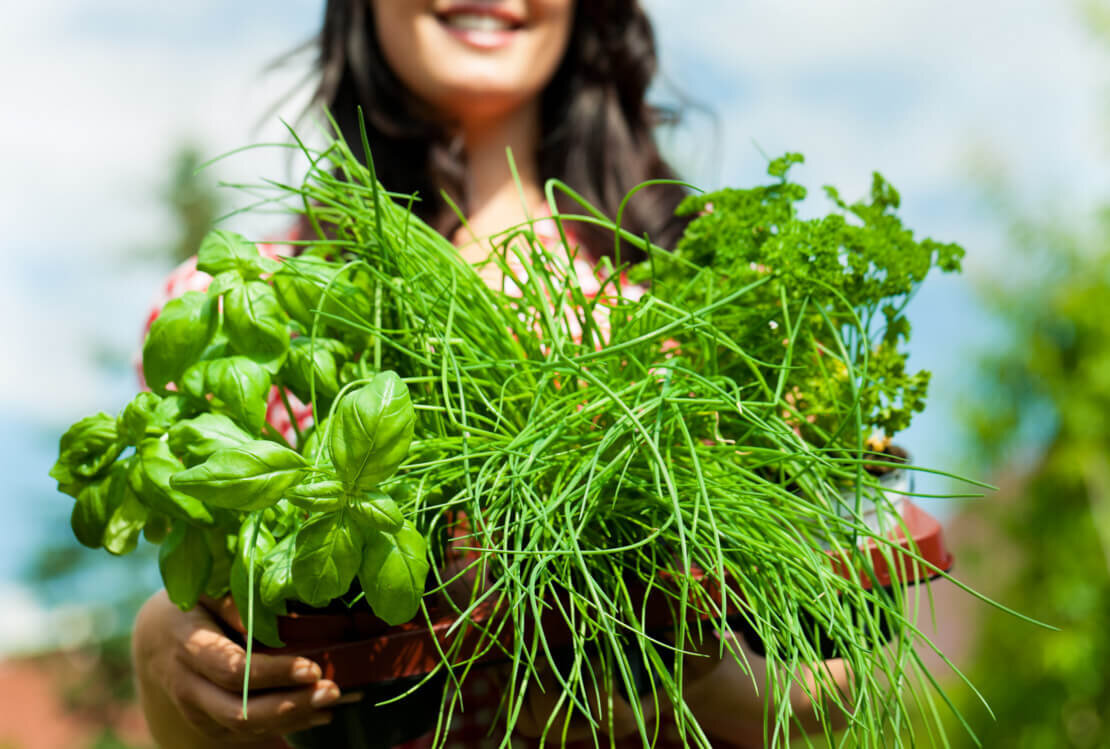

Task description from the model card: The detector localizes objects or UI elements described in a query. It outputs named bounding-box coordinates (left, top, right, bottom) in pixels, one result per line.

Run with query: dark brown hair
left=309, top=0, right=688, bottom=262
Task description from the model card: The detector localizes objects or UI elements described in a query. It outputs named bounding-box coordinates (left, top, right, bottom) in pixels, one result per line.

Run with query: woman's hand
left=132, top=590, right=358, bottom=748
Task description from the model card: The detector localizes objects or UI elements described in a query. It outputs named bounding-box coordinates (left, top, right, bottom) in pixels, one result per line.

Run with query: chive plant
left=51, top=122, right=1005, bottom=748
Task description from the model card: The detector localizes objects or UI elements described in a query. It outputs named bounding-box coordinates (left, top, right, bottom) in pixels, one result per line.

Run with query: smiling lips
left=436, top=5, right=525, bottom=49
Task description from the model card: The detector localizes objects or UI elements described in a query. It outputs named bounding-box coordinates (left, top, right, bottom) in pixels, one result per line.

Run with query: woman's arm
left=132, top=591, right=353, bottom=748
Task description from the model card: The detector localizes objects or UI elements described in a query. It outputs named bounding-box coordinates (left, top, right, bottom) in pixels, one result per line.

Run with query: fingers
left=173, top=667, right=345, bottom=739
left=172, top=598, right=322, bottom=693
left=198, top=593, right=243, bottom=631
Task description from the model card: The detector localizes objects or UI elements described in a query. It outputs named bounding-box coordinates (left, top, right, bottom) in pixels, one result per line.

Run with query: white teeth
left=442, top=13, right=513, bottom=32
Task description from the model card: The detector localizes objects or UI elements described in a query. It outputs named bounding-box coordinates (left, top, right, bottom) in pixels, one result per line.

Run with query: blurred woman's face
left=371, top=0, right=575, bottom=125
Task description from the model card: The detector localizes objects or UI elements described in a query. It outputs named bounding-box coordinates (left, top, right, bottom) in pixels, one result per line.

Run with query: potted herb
left=53, top=131, right=972, bottom=748
left=634, top=153, right=964, bottom=544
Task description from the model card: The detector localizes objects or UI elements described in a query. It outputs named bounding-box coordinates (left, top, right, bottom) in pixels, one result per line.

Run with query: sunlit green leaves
left=359, top=522, right=428, bottom=626
left=50, top=413, right=124, bottom=495
left=135, top=439, right=214, bottom=525
left=329, top=372, right=414, bottom=492
left=168, top=413, right=254, bottom=467
left=292, top=510, right=363, bottom=608
left=159, top=523, right=213, bottom=610
left=224, top=280, right=290, bottom=373
left=170, top=440, right=306, bottom=511
left=181, top=357, right=271, bottom=435
left=142, top=291, right=218, bottom=394
left=196, top=230, right=280, bottom=279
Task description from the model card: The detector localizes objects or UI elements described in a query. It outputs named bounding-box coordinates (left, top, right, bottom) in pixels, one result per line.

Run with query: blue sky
left=1, top=0, right=1105, bottom=653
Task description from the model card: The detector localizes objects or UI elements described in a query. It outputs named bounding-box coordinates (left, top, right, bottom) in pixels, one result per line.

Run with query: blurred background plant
left=928, top=181, right=1110, bottom=748
left=0, top=146, right=222, bottom=749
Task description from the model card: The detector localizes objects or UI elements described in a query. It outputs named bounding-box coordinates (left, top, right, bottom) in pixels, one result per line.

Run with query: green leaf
left=153, top=394, right=196, bottom=427
left=204, top=532, right=234, bottom=599
left=70, top=464, right=127, bottom=549
left=292, top=511, right=363, bottom=608
left=135, top=439, right=215, bottom=525
left=349, top=490, right=404, bottom=534
left=51, top=413, right=125, bottom=493
left=118, top=392, right=165, bottom=445
left=142, top=291, right=218, bottom=394
left=284, top=479, right=344, bottom=512
left=272, top=256, right=372, bottom=336
left=260, top=535, right=296, bottom=614
left=170, top=439, right=306, bottom=511
left=359, top=522, right=428, bottom=626
left=159, top=523, right=213, bottom=611
left=143, top=512, right=172, bottom=544
left=181, top=357, right=271, bottom=435
left=230, top=515, right=282, bottom=648
left=168, top=413, right=254, bottom=467
left=329, top=372, right=415, bottom=492
left=207, top=271, right=241, bottom=297
left=300, top=418, right=331, bottom=465
left=197, top=230, right=280, bottom=280
left=280, top=337, right=348, bottom=409
left=103, top=463, right=149, bottom=556
left=224, top=280, right=290, bottom=374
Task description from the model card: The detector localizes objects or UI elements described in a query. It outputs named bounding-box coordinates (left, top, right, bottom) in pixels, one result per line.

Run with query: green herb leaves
left=142, top=292, right=218, bottom=394
left=329, top=372, right=415, bottom=493
left=197, top=230, right=280, bottom=279
left=170, top=440, right=306, bottom=511
left=53, top=230, right=430, bottom=629
left=359, top=523, right=429, bottom=626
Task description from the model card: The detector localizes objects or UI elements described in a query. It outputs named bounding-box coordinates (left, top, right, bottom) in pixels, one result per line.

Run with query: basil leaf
left=272, top=256, right=371, bottom=336
left=118, top=392, right=164, bottom=445
left=142, top=291, right=218, bottom=394
left=168, top=413, right=254, bottom=467
left=159, top=523, right=213, bottom=611
left=181, top=357, right=271, bottom=435
left=349, top=490, right=404, bottom=534
left=260, top=535, right=296, bottom=614
left=170, top=439, right=306, bottom=511
left=103, top=478, right=149, bottom=556
left=51, top=413, right=125, bottom=492
left=300, top=418, right=331, bottom=464
left=196, top=230, right=280, bottom=280
left=224, top=280, right=290, bottom=374
left=329, top=372, right=415, bottom=492
left=207, top=270, right=241, bottom=297
left=284, top=480, right=344, bottom=513
left=143, top=512, right=172, bottom=544
left=70, top=467, right=124, bottom=549
left=279, top=337, right=347, bottom=408
left=204, top=532, right=234, bottom=599
left=292, top=511, right=363, bottom=608
left=265, top=499, right=302, bottom=539
left=359, top=522, right=429, bottom=626
left=152, top=394, right=196, bottom=427
left=135, top=439, right=215, bottom=525
left=230, top=516, right=282, bottom=648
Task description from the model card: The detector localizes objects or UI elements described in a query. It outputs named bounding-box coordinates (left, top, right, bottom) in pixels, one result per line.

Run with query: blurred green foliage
left=950, top=205, right=1110, bottom=746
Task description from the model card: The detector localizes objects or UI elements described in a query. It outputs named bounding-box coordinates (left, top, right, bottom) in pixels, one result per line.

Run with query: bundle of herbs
left=51, top=126, right=992, bottom=748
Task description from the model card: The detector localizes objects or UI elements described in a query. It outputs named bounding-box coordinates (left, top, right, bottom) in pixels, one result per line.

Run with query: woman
left=132, top=2, right=847, bottom=746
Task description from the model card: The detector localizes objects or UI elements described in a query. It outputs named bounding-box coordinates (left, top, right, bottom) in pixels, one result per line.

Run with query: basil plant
left=50, top=231, right=427, bottom=645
